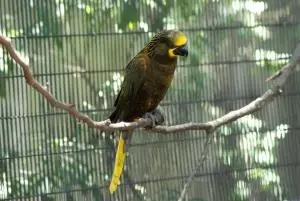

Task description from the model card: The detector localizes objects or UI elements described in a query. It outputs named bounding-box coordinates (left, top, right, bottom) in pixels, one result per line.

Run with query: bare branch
left=1, top=33, right=300, bottom=133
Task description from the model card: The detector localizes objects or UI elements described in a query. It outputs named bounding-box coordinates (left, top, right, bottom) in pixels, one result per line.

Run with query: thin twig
left=177, top=131, right=214, bottom=201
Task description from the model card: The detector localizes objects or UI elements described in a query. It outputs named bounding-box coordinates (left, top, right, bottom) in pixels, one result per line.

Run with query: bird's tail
left=109, top=133, right=127, bottom=193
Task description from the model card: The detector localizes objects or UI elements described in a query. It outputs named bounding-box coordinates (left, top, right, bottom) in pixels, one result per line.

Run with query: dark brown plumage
left=109, top=30, right=188, bottom=193
left=110, top=30, right=188, bottom=123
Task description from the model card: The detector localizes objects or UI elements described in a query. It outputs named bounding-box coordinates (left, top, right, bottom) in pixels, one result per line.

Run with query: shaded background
left=1, top=0, right=300, bottom=201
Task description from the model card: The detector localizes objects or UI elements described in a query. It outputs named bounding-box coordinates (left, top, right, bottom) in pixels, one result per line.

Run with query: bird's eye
left=160, top=37, right=171, bottom=46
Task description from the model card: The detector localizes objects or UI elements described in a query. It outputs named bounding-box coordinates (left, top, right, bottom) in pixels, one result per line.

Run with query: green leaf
left=119, top=1, right=140, bottom=30
left=85, top=5, right=94, bottom=15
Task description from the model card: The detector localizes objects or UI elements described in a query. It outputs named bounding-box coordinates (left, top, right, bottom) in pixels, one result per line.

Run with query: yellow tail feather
left=109, top=134, right=126, bottom=193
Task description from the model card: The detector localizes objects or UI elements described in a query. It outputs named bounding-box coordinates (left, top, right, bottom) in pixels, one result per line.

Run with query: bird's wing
left=114, top=53, right=149, bottom=107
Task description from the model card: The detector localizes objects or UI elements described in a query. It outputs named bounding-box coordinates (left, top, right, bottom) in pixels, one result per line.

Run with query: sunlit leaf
left=85, top=5, right=94, bottom=15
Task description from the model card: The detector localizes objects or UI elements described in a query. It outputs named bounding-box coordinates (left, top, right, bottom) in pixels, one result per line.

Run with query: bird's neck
left=150, top=59, right=177, bottom=75
left=153, top=54, right=177, bottom=65
left=142, top=48, right=177, bottom=65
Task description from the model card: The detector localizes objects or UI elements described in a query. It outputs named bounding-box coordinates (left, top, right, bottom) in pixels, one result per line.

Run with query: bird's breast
left=141, top=63, right=176, bottom=110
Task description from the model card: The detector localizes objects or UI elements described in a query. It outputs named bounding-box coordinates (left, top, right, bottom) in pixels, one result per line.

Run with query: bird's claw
left=144, top=112, right=157, bottom=128
left=144, top=106, right=165, bottom=128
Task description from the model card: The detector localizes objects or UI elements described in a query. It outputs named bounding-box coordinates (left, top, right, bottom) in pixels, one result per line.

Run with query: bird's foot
left=144, top=106, right=165, bottom=128
left=144, top=112, right=156, bottom=128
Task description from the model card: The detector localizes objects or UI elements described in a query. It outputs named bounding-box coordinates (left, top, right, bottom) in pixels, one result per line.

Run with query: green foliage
left=217, top=112, right=288, bottom=201
left=0, top=0, right=295, bottom=200
left=119, top=0, right=140, bottom=30
left=261, top=58, right=287, bottom=73
left=5, top=137, right=104, bottom=199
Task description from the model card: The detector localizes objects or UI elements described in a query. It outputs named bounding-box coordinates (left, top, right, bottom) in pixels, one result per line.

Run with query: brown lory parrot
left=109, top=30, right=188, bottom=193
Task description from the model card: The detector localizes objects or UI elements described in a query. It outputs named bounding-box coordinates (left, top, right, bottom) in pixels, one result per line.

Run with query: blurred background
left=1, top=0, right=300, bottom=201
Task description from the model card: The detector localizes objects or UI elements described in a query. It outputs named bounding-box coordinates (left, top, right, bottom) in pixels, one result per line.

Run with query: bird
left=109, top=30, right=188, bottom=193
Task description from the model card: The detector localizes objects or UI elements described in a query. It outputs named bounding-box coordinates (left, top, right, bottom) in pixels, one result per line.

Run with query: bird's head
left=146, top=30, right=188, bottom=61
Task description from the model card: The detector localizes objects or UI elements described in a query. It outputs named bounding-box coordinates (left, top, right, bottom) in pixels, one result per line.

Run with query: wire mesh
left=1, top=0, right=300, bottom=201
